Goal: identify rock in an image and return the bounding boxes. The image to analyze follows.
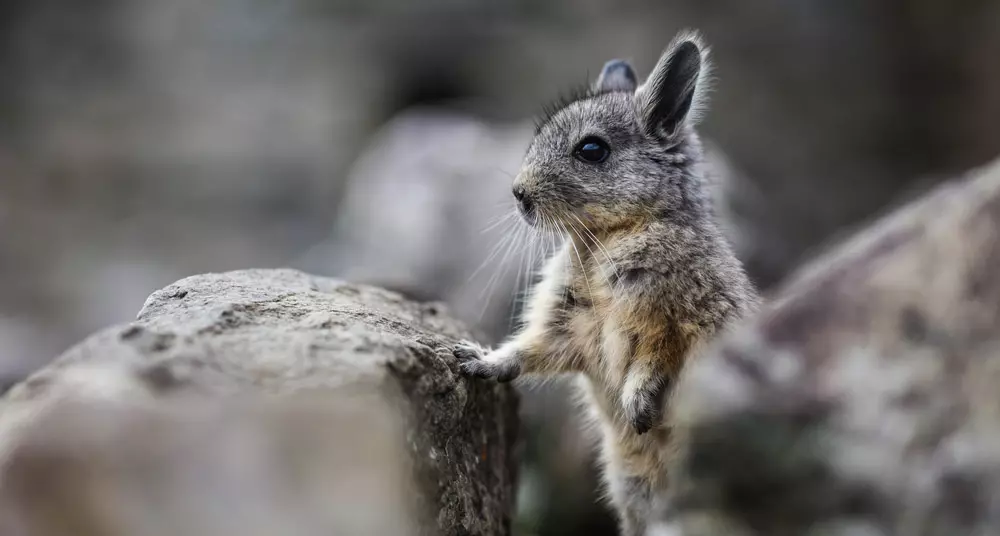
[0,389,417,536]
[0,269,519,536]
[652,158,1000,535]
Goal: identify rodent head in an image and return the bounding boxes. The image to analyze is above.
[513,31,712,233]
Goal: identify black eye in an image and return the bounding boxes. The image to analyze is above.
[573,136,610,164]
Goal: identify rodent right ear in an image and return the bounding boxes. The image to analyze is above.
[636,31,710,140]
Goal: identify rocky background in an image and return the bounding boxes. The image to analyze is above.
[1,1,999,535]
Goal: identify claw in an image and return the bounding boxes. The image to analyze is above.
[452,341,487,362]
[453,347,480,362]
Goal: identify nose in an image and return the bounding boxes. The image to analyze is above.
[512,185,533,215]
[512,185,525,202]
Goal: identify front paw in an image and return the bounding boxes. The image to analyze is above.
[625,392,663,435]
[453,341,489,362]
[452,342,521,382]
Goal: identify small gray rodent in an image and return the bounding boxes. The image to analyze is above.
[455,31,760,536]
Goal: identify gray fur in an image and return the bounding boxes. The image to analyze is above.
[613,476,654,536]
[455,30,759,536]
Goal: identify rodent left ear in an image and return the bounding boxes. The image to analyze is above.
[637,31,710,140]
[594,59,638,93]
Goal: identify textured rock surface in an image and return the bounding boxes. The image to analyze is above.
[0,269,519,536]
[652,158,1000,535]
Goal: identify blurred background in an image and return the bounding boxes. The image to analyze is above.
[1,1,998,534]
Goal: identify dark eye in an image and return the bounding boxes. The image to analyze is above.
[573,136,610,164]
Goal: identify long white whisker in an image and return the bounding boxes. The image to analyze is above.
[556,223,571,307]
[479,219,522,309]
[567,220,618,323]
[468,219,517,285]
[500,223,528,296]
[565,219,594,303]
[571,212,619,283]
[481,210,518,234]
[544,217,569,306]
[512,220,535,331]
[568,220,614,298]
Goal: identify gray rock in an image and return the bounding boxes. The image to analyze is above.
[0,388,419,536]
[0,269,519,536]
[653,157,1000,535]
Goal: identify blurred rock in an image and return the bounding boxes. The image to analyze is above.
[0,269,519,536]
[0,392,415,536]
[653,157,1000,535]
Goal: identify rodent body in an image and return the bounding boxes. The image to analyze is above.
[455,31,759,536]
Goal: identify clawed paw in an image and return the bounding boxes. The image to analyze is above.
[452,341,521,383]
[453,341,488,362]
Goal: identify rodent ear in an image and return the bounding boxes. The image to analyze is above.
[594,59,638,93]
[637,31,710,140]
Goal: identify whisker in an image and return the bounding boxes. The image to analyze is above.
[468,219,517,285]
[555,223,571,308]
[565,221,617,323]
[568,218,616,295]
[486,224,533,329]
[479,220,522,304]
[565,220,594,303]
[571,213,619,283]
[481,210,518,234]
[511,221,535,331]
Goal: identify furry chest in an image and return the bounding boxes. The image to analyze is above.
[559,288,630,382]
